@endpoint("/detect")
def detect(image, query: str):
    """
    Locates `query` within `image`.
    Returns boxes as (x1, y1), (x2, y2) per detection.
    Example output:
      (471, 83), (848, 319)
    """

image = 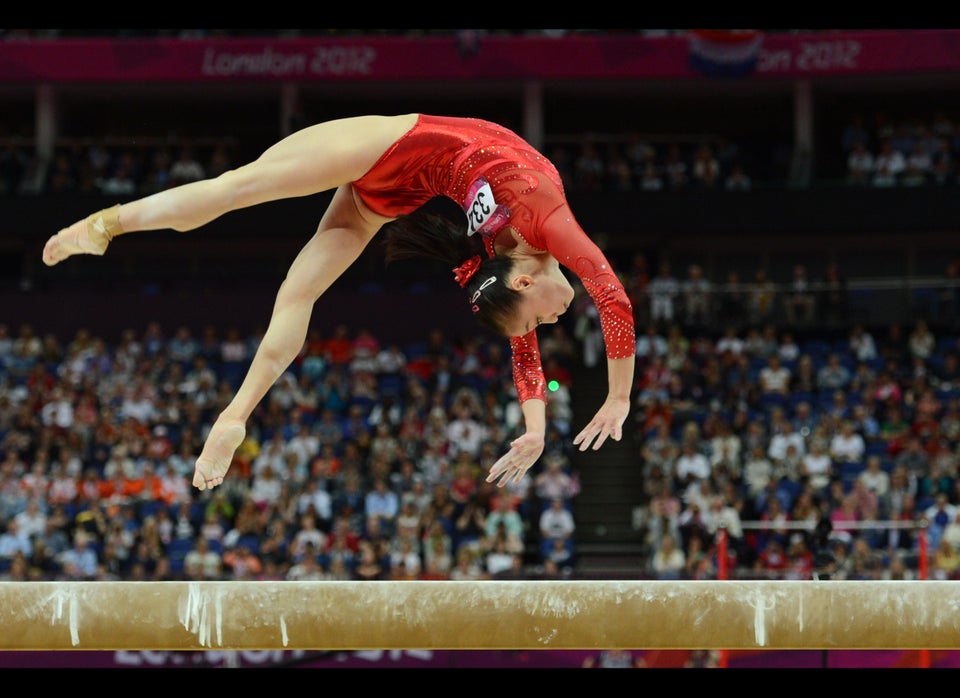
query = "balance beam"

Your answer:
(2, 580), (959, 651)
